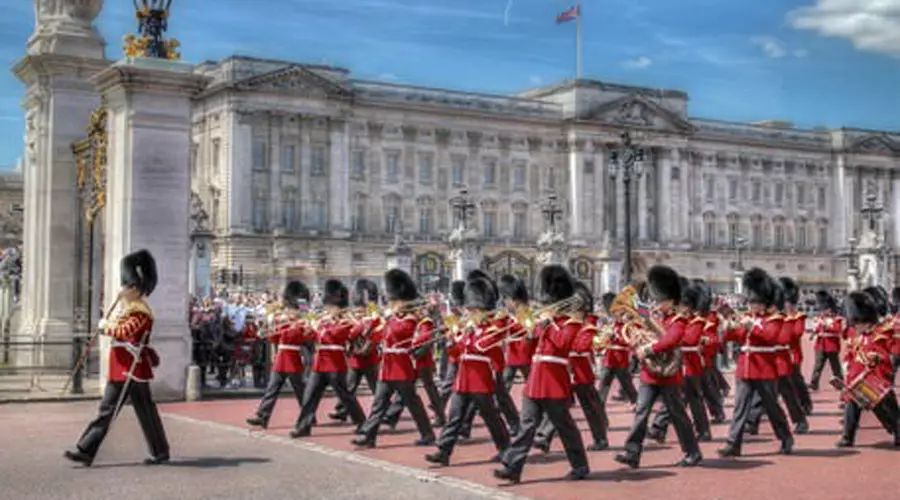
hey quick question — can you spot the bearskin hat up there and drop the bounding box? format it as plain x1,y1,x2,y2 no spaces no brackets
120,249,158,296
862,286,889,317
815,290,838,313
779,277,799,305
647,265,682,304
845,291,880,326
384,269,418,302
691,279,713,314
323,279,349,308
498,274,529,304
449,280,466,308
538,264,575,304
353,279,379,307
573,281,593,314
282,280,310,309
742,268,774,307
681,284,704,312
464,277,497,311
893,287,900,306
467,269,499,299
770,278,786,310
601,292,616,313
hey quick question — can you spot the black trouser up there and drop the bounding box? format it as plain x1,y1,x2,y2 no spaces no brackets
502,365,530,391
892,355,900,386
295,371,366,432
301,343,315,383
462,372,521,433
333,366,378,418
842,391,900,444
597,365,638,404
748,374,807,427
358,380,434,442
810,351,843,388
76,381,169,461
650,375,710,438
436,363,458,418
255,371,305,424
726,379,792,450
792,365,813,412
624,383,700,459
385,366,443,424
501,396,588,474
536,384,608,447
712,365,731,395
437,392,510,455
700,368,726,420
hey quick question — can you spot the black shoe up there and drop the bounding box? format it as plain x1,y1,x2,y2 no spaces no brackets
835,438,854,448
424,451,450,466
698,432,712,442
63,449,93,467
489,452,503,463
613,452,640,469
565,466,590,480
289,428,310,439
676,453,702,467
431,416,446,428
647,430,666,444
803,404,814,416
588,440,609,451
746,426,759,436
717,444,741,457
794,422,810,435
711,415,726,424
808,383,818,392
493,467,522,484
328,412,348,423
780,437,794,455
415,436,436,447
351,437,376,448
459,429,471,440
143,455,170,466
534,441,550,454
245,416,268,429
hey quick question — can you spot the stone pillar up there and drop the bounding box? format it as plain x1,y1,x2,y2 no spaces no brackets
12,1,109,363
833,154,848,249
658,148,672,243
190,233,213,297
93,58,210,401
892,176,900,249
447,228,482,281
329,118,350,233
638,171,648,241
567,136,584,240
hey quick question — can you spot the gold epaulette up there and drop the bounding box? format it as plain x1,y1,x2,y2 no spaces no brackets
689,316,706,325
418,316,434,326
768,313,784,321
493,310,509,321
121,298,154,321
563,317,583,326
580,323,598,333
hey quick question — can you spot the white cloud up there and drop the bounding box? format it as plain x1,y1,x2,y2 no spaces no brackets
751,36,788,58
529,75,543,85
788,0,900,56
622,56,653,69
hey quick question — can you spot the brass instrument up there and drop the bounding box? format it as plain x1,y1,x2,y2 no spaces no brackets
611,285,682,377
592,322,616,351
350,302,385,356
411,313,462,356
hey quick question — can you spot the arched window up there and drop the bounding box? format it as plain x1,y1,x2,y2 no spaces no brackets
703,212,716,247
511,201,529,238
773,216,785,249
383,194,402,233
796,218,807,249
750,215,763,248
726,213,740,247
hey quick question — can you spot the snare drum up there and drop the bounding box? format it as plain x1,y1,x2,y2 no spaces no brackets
847,369,891,410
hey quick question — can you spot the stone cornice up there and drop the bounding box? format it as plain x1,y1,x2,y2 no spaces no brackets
92,60,211,98
13,53,110,86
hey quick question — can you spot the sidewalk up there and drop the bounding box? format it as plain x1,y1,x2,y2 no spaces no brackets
0,374,101,403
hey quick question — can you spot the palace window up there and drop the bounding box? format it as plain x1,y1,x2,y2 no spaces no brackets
547,167,557,190
796,183,806,206
817,186,826,210
483,210,497,237
703,213,716,247
351,150,366,180
774,182,784,207
419,207,434,234
281,145,296,174
751,180,761,203
796,223,807,248
451,156,465,187
727,215,739,247
513,161,527,191
774,220,785,248
351,199,366,233
385,151,400,182
419,153,434,185
483,158,497,188
384,196,401,233
704,175,715,202
252,141,267,171
281,190,297,230
252,186,268,232
728,178,738,201
818,225,828,249
312,199,327,228
310,146,326,177
512,210,527,238
751,219,762,248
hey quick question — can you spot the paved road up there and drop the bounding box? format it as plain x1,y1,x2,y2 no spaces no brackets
0,401,513,500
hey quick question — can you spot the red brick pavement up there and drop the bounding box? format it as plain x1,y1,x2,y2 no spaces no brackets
163,373,899,500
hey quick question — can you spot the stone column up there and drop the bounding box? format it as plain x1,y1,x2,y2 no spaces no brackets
228,111,252,231
658,148,672,243
891,175,900,249
93,58,210,401
679,150,691,243
12,2,109,362
833,154,849,249
567,136,584,240
638,170,648,241
329,118,350,233
592,146,606,238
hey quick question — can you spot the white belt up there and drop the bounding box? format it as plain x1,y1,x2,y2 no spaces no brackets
278,345,301,352
681,346,702,353
569,352,593,358
507,337,525,343
774,345,791,351
893,334,900,339
111,341,142,357
460,354,492,364
817,334,840,338
382,347,409,355
316,345,346,352
741,346,779,353
605,345,629,351
533,354,569,366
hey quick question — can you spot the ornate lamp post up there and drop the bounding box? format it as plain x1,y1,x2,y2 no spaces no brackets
732,236,747,294
449,188,477,231
447,188,481,280
189,192,213,298
124,0,181,60
861,189,883,233
385,219,413,274
536,193,569,266
607,132,645,284
847,236,860,291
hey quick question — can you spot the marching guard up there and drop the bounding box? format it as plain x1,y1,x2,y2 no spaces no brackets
65,249,170,467
695,281,727,423
891,288,900,383
809,290,846,391
784,278,814,415
247,281,312,430
435,281,466,420
494,265,589,484
290,280,367,438
596,292,637,405
501,275,535,390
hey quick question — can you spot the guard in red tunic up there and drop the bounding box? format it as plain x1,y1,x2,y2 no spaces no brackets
65,249,169,467
890,287,900,384
494,265,589,484
718,268,793,457
425,276,511,466
785,279,814,415
615,266,702,469
596,292,637,404
352,269,435,448
534,281,609,452
501,275,535,390
435,281,466,419
696,283,726,423
809,290,846,390
836,291,900,447
290,280,367,438
330,279,381,423
246,281,313,429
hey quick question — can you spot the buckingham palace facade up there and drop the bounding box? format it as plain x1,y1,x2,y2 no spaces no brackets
189,55,900,294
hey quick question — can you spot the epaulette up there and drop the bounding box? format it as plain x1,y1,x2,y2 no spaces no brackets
122,298,154,321
689,316,706,325
493,310,509,320
563,317,583,326
580,323,598,333
418,317,434,326
768,313,784,321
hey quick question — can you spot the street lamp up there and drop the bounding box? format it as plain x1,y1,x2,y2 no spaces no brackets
860,188,883,232
126,0,181,60
734,236,748,271
449,188,477,231
607,132,645,284
540,192,564,234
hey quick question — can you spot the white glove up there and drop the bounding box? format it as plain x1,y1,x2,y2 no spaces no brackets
98,319,109,331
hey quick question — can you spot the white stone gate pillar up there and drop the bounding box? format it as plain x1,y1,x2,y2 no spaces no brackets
93,58,210,401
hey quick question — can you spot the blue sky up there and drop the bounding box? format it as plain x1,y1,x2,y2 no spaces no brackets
1,0,899,169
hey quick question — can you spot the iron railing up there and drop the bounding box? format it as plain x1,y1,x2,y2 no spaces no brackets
0,334,98,396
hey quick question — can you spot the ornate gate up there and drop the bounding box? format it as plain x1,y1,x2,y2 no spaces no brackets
569,256,596,293
483,251,536,292
414,252,448,293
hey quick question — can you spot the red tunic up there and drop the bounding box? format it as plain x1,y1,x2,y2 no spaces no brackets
646,313,688,386
569,320,596,386
348,315,382,370
680,316,707,378
505,309,535,367
891,314,900,357
702,313,720,366
789,312,807,365
774,314,795,378
845,330,892,384
311,315,357,373
603,321,631,370
445,310,463,364
269,318,313,373
524,316,580,400
485,312,508,373
814,314,845,353
107,300,156,383
724,313,781,381
454,319,505,394
413,317,436,372
376,314,419,382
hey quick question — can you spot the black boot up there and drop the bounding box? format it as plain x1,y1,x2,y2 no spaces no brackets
245,416,268,429
613,451,640,469
424,449,450,466
144,455,170,465
565,466,590,480
493,467,522,484
717,443,741,457
63,449,93,467
351,436,376,448
780,436,794,455
676,452,703,467
289,427,311,439
835,438,854,448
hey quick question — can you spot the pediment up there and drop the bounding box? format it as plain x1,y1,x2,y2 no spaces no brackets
579,94,693,133
848,134,900,156
234,66,352,100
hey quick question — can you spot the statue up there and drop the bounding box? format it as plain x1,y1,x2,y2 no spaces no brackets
190,191,210,233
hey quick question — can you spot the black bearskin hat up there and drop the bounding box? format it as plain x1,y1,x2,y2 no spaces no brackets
538,264,575,303
779,277,799,305
384,269,419,302
815,290,838,313
845,291,880,326
283,280,310,308
681,284,704,312
647,265,682,304
323,279,349,308
353,279,379,307
678,275,690,294
498,274,529,304
467,269,499,299
742,268,774,307
862,286,889,317
573,281,593,314
121,249,158,296
464,277,497,311
601,292,616,313
691,279,713,314
893,287,900,314
449,280,466,308
770,278,786,310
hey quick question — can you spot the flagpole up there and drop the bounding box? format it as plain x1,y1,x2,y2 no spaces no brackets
576,0,583,80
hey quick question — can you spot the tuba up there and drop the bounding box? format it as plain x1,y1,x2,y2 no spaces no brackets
612,284,682,378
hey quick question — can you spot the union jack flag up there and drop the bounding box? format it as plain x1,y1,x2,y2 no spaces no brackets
556,5,580,24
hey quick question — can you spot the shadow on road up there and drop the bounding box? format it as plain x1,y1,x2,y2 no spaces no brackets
695,458,771,470
93,456,271,469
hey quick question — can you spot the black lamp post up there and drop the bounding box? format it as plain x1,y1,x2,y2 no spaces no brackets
860,188,883,232
126,0,180,60
607,132,645,284
540,193,564,234
449,188,477,231
734,236,748,271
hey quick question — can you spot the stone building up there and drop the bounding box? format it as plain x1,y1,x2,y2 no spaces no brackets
0,167,24,248
189,56,900,294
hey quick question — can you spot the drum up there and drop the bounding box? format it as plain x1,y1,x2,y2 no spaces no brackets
840,369,891,410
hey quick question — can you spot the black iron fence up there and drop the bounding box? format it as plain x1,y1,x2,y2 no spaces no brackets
0,334,99,396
